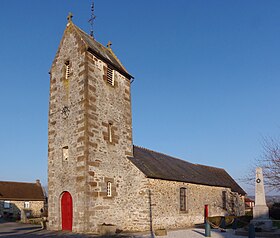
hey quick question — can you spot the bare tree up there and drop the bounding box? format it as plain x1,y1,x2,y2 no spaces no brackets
258,137,280,191
242,137,280,192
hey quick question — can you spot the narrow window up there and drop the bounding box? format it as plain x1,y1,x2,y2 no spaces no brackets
180,188,186,211
65,61,70,79
107,66,114,86
108,123,113,143
62,146,69,161
4,201,10,209
24,201,30,209
222,191,227,210
107,182,112,197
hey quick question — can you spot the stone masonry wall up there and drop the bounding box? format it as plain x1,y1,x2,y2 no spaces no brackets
147,179,245,230
48,22,151,233
48,22,90,231
0,200,44,219
84,49,151,232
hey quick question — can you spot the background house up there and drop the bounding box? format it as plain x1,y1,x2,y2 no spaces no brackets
0,180,45,220
245,197,255,209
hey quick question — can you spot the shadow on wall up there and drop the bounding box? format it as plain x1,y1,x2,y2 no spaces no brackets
148,189,155,238
0,202,21,221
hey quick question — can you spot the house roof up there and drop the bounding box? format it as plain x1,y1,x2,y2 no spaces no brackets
129,146,246,195
245,197,254,202
0,181,45,201
71,22,133,79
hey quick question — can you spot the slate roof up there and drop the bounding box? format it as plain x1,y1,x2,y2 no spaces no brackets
0,181,45,201
129,146,246,195
71,23,133,79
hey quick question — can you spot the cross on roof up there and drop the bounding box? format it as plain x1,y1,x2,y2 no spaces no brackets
107,41,112,49
67,12,73,22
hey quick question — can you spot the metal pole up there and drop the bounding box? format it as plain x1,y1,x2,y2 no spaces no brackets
232,218,238,230
248,224,255,238
220,216,226,232
204,204,209,223
205,221,211,237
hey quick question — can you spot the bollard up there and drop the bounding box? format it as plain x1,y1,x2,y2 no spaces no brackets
205,221,211,237
220,217,226,232
248,224,255,238
204,205,209,223
232,218,238,230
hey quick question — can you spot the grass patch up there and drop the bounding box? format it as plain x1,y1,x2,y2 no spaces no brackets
273,220,280,229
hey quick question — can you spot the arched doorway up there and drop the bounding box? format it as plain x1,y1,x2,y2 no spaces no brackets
61,191,73,231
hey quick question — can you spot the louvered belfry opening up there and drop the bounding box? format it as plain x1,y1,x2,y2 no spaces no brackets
107,66,114,86
65,61,70,79
107,182,112,197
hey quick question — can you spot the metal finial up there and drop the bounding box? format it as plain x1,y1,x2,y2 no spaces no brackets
107,41,112,49
67,12,73,22
88,1,96,38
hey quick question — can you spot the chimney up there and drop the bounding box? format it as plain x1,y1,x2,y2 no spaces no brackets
36,179,41,185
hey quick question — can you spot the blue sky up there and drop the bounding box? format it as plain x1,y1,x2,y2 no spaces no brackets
1,0,280,195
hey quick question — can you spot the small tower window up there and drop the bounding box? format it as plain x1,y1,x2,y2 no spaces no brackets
107,182,112,197
180,187,186,211
65,61,70,79
62,146,69,161
107,66,114,86
108,123,113,143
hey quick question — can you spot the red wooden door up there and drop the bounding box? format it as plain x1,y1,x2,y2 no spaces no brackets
61,192,73,231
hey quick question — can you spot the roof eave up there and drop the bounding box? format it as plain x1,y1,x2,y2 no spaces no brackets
0,197,45,201
87,48,134,80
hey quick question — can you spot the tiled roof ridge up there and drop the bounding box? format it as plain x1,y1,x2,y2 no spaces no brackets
133,145,185,161
193,163,224,171
0,180,40,185
133,145,224,170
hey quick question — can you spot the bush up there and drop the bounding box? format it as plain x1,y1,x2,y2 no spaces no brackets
208,216,252,229
270,204,280,220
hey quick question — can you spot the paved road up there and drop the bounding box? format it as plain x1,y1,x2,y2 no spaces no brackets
0,222,271,238
0,222,144,237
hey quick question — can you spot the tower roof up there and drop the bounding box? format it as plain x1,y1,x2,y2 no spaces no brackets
69,21,133,79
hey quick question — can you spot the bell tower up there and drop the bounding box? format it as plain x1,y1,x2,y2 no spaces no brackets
48,14,135,232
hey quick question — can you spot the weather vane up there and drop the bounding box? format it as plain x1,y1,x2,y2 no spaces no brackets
88,0,96,38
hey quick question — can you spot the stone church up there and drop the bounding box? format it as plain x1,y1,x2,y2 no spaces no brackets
48,15,246,233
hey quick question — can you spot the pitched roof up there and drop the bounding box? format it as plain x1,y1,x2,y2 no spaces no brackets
129,146,246,195
71,23,133,79
0,181,45,201
245,197,254,202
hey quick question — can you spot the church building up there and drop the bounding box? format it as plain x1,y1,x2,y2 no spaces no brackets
48,14,245,233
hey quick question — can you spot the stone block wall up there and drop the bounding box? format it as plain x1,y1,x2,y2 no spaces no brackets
48,23,90,231
48,23,151,233
147,179,245,230
0,200,44,219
